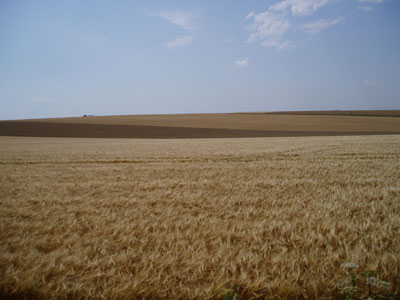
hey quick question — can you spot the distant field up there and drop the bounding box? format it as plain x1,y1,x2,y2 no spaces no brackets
1,135,399,299
261,110,400,117
1,111,400,138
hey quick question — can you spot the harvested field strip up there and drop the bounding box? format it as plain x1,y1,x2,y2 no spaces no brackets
0,136,400,299
0,121,400,138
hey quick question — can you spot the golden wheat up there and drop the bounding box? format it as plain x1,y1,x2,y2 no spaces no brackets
0,136,399,299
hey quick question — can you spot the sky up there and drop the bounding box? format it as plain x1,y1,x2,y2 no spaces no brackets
1,0,400,120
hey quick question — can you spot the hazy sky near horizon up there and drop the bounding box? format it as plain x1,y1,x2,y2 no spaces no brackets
1,0,400,120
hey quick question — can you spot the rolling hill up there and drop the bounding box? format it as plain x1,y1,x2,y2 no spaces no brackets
1,111,399,138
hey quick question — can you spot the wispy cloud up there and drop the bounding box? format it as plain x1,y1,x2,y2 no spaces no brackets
303,17,345,34
357,0,384,12
246,11,291,41
245,0,336,50
235,58,249,67
245,0,381,51
365,80,377,86
149,10,199,48
246,11,291,50
148,11,198,31
261,39,293,50
165,35,194,48
270,0,332,16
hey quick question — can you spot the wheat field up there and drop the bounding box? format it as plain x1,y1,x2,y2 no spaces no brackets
0,135,399,299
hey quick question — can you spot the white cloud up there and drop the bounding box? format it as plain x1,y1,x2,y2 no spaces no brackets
165,35,194,48
269,0,292,12
303,17,345,34
224,38,235,44
235,58,249,67
148,11,197,30
270,0,332,16
246,11,291,49
245,1,347,50
357,0,384,12
246,11,293,50
149,11,199,48
247,11,291,41
245,12,256,20
365,80,377,86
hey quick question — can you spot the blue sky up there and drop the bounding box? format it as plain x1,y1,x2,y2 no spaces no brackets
1,0,399,120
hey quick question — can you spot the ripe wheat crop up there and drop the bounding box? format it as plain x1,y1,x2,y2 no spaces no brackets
0,136,399,299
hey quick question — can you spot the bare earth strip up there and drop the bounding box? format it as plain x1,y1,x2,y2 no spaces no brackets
0,136,399,299
1,121,400,138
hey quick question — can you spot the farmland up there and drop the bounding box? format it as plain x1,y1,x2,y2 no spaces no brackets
1,111,400,138
1,135,399,299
